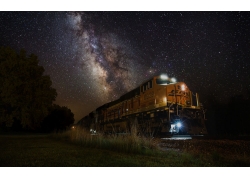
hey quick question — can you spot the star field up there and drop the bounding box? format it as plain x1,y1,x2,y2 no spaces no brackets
1,11,250,121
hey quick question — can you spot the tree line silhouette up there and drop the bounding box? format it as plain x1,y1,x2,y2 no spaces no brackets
0,47,74,133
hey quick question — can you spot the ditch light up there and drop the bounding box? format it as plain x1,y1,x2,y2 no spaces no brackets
176,122,182,128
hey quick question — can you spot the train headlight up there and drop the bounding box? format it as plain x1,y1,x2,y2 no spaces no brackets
160,74,168,80
176,122,182,128
171,77,176,83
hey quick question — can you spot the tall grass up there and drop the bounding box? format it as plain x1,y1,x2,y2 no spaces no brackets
59,126,160,155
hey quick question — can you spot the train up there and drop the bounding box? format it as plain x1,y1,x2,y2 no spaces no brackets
77,74,207,136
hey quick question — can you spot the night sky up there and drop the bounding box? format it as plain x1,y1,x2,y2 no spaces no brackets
1,11,250,121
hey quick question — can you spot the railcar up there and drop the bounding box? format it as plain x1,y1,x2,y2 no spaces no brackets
79,74,207,136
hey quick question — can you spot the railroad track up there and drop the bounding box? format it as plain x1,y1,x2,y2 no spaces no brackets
161,135,250,141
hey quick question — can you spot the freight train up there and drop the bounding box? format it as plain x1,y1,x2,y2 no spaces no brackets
77,74,207,136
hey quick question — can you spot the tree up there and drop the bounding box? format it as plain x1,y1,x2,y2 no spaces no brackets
0,47,57,130
42,104,75,132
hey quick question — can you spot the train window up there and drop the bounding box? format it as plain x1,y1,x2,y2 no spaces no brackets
141,85,145,92
141,80,153,92
148,81,152,88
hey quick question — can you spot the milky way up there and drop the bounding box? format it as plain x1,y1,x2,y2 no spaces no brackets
1,11,250,121
66,12,143,103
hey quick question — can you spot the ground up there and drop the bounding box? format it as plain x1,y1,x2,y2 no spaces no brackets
158,136,250,166
1,134,250,167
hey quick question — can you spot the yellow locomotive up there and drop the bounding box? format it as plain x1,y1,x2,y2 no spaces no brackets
82,74,207,136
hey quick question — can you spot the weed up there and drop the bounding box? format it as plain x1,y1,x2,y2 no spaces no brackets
57,127,159,155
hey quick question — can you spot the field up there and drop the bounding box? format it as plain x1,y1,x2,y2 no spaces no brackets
0,132,250,167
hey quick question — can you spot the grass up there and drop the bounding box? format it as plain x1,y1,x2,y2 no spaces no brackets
1,128,250,167
61,127,160,155
0,133,202,167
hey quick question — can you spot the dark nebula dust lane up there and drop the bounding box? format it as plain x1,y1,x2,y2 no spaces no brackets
1,11,250,121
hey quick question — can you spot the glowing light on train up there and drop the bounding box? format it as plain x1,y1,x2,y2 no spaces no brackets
181,84,186,91
171,77,177,83
177,122,182,128
160,74,168,80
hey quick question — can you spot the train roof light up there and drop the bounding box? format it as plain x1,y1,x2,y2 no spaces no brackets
171,77,177,83
160,74,168,80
